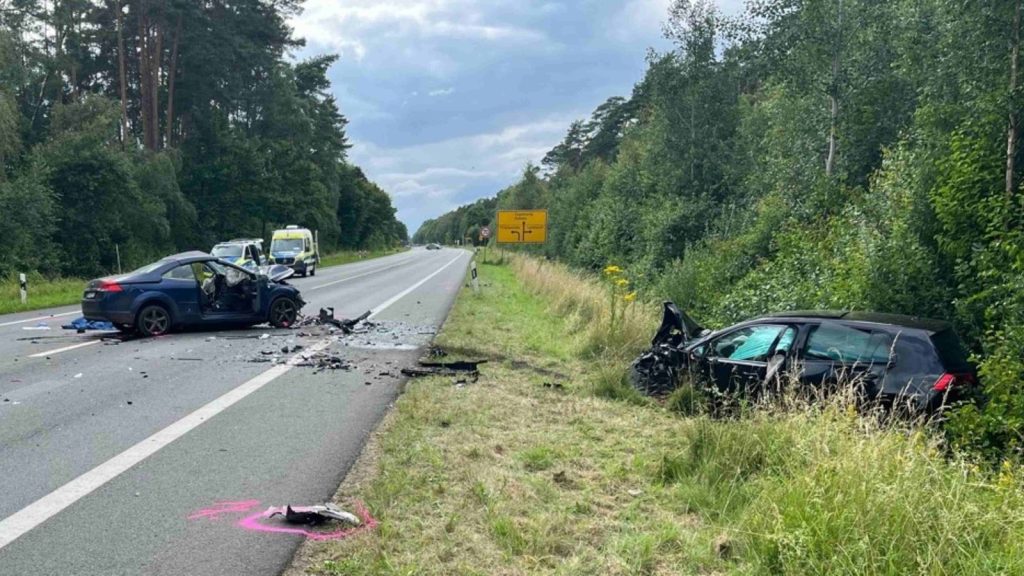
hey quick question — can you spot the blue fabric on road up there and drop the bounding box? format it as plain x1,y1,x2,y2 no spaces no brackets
62,317,116,331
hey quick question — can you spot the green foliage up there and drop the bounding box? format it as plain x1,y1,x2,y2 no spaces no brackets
0,1,404,279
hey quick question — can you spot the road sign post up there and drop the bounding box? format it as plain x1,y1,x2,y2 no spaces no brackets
496,210,547,245
19,273,27,304
480,226,491,263
471,259,479,293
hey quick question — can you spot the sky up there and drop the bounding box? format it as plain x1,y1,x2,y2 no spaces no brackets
289,0,744,235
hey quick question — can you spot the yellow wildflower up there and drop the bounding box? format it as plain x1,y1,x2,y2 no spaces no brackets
623,291,637,302
616,278,629,287
603,265,622,276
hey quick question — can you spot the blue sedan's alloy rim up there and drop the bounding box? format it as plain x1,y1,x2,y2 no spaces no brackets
271,299,297,326
142,307,169,335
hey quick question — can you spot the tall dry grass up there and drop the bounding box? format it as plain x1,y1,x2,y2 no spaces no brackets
509,254,656,363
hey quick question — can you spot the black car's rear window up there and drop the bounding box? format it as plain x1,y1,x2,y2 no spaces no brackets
804,322,945,377
804,323,894,364
930,329,973,372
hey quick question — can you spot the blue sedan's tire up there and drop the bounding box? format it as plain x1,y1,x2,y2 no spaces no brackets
269,297,299,328
136,304,172,337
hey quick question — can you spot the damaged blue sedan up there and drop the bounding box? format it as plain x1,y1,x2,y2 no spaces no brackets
82,251,305,336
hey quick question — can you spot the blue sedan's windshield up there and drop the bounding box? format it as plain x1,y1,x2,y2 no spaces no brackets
212,244,244,259
271,239,303,253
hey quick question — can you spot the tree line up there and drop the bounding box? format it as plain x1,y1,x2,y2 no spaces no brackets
0,0,407,280
414,0,1024,459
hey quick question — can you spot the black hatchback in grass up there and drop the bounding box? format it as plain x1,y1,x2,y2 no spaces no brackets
631,303,977,414
82,251,305,337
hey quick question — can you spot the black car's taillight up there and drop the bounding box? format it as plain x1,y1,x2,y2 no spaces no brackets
933,372,977,392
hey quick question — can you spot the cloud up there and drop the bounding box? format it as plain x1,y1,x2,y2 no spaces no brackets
292,0,548,62
287,0,715,233
349,115,577,226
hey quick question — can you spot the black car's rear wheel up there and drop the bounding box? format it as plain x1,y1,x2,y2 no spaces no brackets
270,297,298,328
136,304,171,337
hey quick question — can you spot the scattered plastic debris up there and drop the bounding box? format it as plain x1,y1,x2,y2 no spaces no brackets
22,323,51,331
401,359,486,380
73,373,83,379
267,504,361,527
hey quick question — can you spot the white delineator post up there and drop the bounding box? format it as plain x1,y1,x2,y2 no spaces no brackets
19,273,27,304
471,260,479,294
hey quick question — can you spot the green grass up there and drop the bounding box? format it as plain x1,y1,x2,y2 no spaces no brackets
318,247,408,268
0,274,84,315
288,258,1024,576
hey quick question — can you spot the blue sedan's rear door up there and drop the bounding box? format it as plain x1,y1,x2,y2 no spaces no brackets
160,264,202,323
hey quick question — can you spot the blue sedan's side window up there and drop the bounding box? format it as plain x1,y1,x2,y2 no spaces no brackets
163,265,196,281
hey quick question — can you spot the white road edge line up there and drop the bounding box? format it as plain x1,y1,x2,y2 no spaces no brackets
0,250,469,552
368,252,467,319
28,340,101,358
307,256,417,292
0,311,79,328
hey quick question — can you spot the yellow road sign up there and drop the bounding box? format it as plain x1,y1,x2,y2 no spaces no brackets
496,210,547,244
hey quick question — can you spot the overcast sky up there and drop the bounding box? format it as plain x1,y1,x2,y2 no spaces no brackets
289,0,744,234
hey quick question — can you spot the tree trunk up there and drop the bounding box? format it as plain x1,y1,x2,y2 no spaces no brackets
138,1,153,150
151,21,162,150
116,0,129,145
165,14,182,147
1006,0,1021,199
825,0,843,178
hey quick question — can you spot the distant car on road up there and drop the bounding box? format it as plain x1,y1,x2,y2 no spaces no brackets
211,239,266,270
631,303,976,413
425,243,442,250
82,251,305,337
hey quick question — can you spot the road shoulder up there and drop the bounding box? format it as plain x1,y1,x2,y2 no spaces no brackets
282,259,719,575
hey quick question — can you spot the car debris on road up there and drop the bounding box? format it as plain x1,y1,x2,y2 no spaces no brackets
401,358,486,384
266,503,361,526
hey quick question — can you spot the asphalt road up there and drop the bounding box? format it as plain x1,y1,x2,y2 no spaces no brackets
0,247,470,575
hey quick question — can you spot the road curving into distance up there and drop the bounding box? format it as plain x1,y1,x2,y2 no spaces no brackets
0,247,470,576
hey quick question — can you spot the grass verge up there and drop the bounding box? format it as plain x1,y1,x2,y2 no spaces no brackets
0,274,84,315
288,256,1024,575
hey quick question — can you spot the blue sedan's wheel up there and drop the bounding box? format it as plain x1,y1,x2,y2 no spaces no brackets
270,298,298,328
137,304,171,337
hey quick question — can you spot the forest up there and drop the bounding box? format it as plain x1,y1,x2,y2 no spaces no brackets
0,0,407,280
413,0,1024,459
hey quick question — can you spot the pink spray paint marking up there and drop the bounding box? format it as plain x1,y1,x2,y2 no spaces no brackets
187,499,377,542
187,500,261,521
237,501,378,541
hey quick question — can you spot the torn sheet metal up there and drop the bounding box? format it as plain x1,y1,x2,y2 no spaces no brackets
266,503,361,526
629,301,707,397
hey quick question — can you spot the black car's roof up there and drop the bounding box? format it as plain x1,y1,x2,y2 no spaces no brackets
762,310,951,333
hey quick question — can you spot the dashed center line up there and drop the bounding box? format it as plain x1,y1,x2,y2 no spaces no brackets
0,311,79,328
28,340,101,358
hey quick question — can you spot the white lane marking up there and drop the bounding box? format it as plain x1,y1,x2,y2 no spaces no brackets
0,311,79,328
368,252,467,319
27,340,101,358
307,257,417,292
0,255,466,551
